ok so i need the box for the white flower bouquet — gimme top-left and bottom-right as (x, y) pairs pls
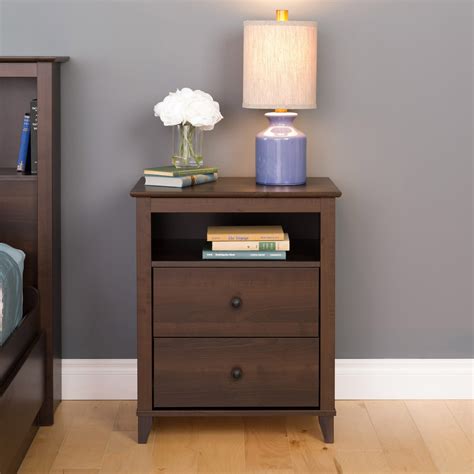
(154, 88), (223, 168)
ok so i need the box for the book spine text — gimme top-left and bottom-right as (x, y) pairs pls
(207, 233), (284, 242)
(30, 99), (38, 175)
(212, 240), (290, 251)
(202, 250), (286, 260)
(16, 114), (31, 172)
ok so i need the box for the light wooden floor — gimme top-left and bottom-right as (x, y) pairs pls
(19, 400), (473, 473)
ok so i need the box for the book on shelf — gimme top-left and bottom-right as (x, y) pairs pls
(144, 165), (218, 177)
(144, 173), (217, 188)
(202, 245), (286, 260)
(16, 113), (31, 173)
(207, 225), (284, 242)
(211, 233), (290, 251)
(30, 99), (38, 175)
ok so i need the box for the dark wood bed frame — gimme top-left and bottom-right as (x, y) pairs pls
(0, 288), (43, 473)
(0, 56), (67, 474)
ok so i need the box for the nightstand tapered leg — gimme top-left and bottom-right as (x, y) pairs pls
(319, 415), (334, 443)
(138, 416), (152, 444)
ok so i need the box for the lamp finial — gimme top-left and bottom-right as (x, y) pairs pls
(276, 9), (288, 22)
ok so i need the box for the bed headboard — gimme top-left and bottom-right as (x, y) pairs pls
(0, 58), (66, 465)
(0, 176), (38, 287)
(0, 75), (38, 288)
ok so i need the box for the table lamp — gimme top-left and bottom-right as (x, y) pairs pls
(243, 10), (317, 185)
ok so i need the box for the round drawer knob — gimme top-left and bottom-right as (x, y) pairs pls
(230, 296), (242, 309)
(231, 367), (243, 380)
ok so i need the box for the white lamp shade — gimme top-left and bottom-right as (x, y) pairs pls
(243, 20), (317, 109)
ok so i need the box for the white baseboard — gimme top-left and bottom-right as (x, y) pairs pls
(62, 359), (138, 400)
(335, 359), (473, 399)
(61, 359), (474, 401)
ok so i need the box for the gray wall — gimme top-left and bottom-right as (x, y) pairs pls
(1, 0), (472, 358)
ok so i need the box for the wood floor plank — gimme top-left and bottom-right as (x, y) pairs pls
(246, 471), (295, 474)
(333, 401), (384, 451)
(285, 415), (337, 473)
(49, 425), (113, 470)
(18, 401), (92, 473)
(51, 400), (93, 428)
(332, 401), (391, 473)
(18, 430), (62, 474)
(113, 400), (138, 432)
(50, 401), (120, 470)
(365, 400), (439, 473)
(194, 417), (246, 473)
(152, 417), (199, 473)
(406, 400), (473, 473)
(99, 430), (155, 473)
(244, 416), (293, 472)
(72, 400), (120, 431)
(152, 417), (247, 473)
(50, 470), (100, 474)
(332, 450), (391, 473)
(446, 400), (474, 442)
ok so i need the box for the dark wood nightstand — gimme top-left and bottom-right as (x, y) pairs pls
(130, 177), (341, 444)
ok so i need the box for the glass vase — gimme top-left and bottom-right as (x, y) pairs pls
(172, 124), (203, 168)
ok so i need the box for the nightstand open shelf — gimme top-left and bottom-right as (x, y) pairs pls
(150, 210), (321, 265)
(131, 177), (341, 445)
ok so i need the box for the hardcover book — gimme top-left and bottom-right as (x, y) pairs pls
(207, 225), (284, 242)
(144, 173), (217, 188)
(30, 99), (38, 175)
(16, 113), (31, 173)
(202, 245), (286, 260)
(144, 165), (218, 177)
(211, 233), (290, 251)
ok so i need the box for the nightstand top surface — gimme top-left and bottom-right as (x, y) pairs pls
(130, 177), (341, 198)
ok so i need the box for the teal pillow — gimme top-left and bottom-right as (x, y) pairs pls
(0, 243), (25, 275)
(0, 244), (24, 345)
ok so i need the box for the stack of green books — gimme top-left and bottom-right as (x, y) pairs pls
(203, 225), (290, 260)
(144, 166), (218, 188)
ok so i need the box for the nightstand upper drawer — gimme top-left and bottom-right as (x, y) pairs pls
(153, 267), (319, 337)
(153, 337), (319, 408)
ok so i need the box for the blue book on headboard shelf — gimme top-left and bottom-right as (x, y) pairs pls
(16, 113), (31, 172)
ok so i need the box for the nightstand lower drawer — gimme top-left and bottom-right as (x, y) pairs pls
(153, 337), (319, 408)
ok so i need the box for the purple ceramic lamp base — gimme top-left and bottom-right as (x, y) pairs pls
(256, 112), (306, 186)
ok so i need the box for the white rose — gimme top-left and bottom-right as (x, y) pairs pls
(185, 96), (223, 131)
(154, 88), (223, 130)
(154, 92), (186, 126)
(175, 88), (194, 100)
(193, 89), (214, 102)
